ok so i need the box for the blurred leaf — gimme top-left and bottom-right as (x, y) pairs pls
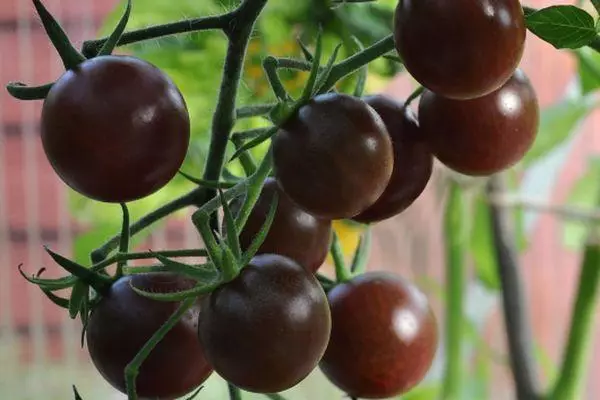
(523, 96), (596, 165)
(576, 47), (600, 94)
(562, 157), (600, 249)
(399, 384), (441, 400)
(470, 196), (501, 291)
(525, 6), (597, 49)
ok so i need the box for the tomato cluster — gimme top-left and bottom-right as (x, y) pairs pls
(22, 0), (541, 398)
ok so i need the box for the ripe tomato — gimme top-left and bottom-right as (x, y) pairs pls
(394, 0), (525, 99)
(352, 95), (432, 224)
(41, 55), (190, 203)
(234, 178), (332, 273)
(273, 93), (394, 220)
(320, 272), (438, 399)
(418, 70), (539, 176)
(197, 254), (331, 393)
(85, 273), (212, 399)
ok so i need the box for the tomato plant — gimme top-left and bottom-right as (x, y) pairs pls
(273, 93), (394, 220)
(41, 55), (190, 203)
(6, 0), (600, 400)
(86, 273), (213, 399)
(197, 254), (331, 393)
(233, 178), (332, 273)
(320, 272), (438, 398)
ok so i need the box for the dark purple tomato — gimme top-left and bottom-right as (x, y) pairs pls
(418, 70), (539, 176)
(273, 93), (394, 220)
(394, 0), (526, 99)
(198, 254), (331, 393)
(320, 272), (438, 399)
(86, 273), (212, 399)
(41, 55), (190, 203)
(352, 95), (433, 224)
(232, 177), (332, 273)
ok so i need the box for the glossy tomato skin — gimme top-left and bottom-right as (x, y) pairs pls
(86, 273), (212, 399)
(394, 0), (525, 99)
(234, 178), (332, 273)
(418, 70), (539, 176)
(41, 55), (190, 203)
(320, 272), (438, 399)
(273, 93), (394, 220)
(198, 254), (331, 393)
(352, 95), (433, 224)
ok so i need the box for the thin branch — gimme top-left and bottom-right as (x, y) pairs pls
(486, 176), (541, 400)
(82, 13), (232, 57)
(488, 193), (600, 223)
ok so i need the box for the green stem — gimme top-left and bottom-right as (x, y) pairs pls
(231, 136), (258, 176)
(404, 86), (424, 108)
(228, 383), (243, 400)
(263, 57), (290, 101)
(550, 239), (600, 400)
(91, 249), (208, 273)
(331, 232), (351, 283)
(236, 104), (276, 119)
(442, 181), (468, 400)
(201, 0), (268, 224)
(90, 189), (203, 263)
(81, 14), (232, 57)
(125, 297), (196, 400)
(320, 35), (395, 92)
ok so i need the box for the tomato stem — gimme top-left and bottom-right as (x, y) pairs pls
(263, 56), (290, 102)
(441, 181), (468, 400)
(404, 86), (424, 109)
(549, 186), (600, 400)
(124, 297), (197, 400)
(81, 13), (232, 58)
(236, 104), (276, 119)
(350, 228), (372, 274)
(231, 136), (258, 176)
(116, 203), (131, 278)
(487, 177), (540, 400)
(228, 383), (243, 400)
(331, 232), (351, 283)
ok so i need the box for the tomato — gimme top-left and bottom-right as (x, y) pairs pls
(234, 178), (332, 273)
(85, 273), (212, 399)
(418, 70), (539, 176)
(197, 254), (331, 393)
(352, 95), (432, 224)
(273, 93), (394, 220)
(394, 0), (525, 100)
(41, 55), (190, 203)
(320, 272), (438, 399)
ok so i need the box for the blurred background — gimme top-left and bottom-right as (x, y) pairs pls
(0, 0), (599, 399)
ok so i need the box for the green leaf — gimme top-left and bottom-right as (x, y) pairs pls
(153, 254), (220, 281)
(229, 127), (277, 162)
(525, 6), (597, 49)
(68, 281), (87, 319)
(240, 193), (279, 265)
(41, 289), (71, 309)
(219, 189), (242, 259)
(315, 43), (343, 94)
(97, 0), (132, 56)
(562, 158), (600, 249)
(350, 228), (371, 274)
(6, 81), (53, 100)
(18, 264), (76, 290)
(523, 96), (596, 165)
(470, 196), (501, 291)
(399, 384), (441, 400)
(45, 247), (112, 291)
(32, 0), (86, 69)
(576, 47), (600, 94)
(301, 29), (324, 102)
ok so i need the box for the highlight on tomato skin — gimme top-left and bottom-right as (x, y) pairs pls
(273, 92), (394, 220)
(319, 272), (438, 399)
(352, 95), (433, 224)
(197, 254), (332, 394)
(41, 55), (190, 203)
(85, 273), (213, 400)
(418, 69), (539, 176)
(233, 177), (333, 273)
(394, 0), (526, 100)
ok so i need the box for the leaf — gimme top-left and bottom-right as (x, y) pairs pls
(523, 96), (596, 165)
(562, 158), (600, 249)
(97, 0), (132, 56)
(576, 47), (600, 94)
(240, 193), (279, 266)
(6, 81), (53, 100)
(153, 253), (220, 281)
(525, 6), (597, 49)
(68, 281), (87, 319)
(470, 196), (501, 291)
